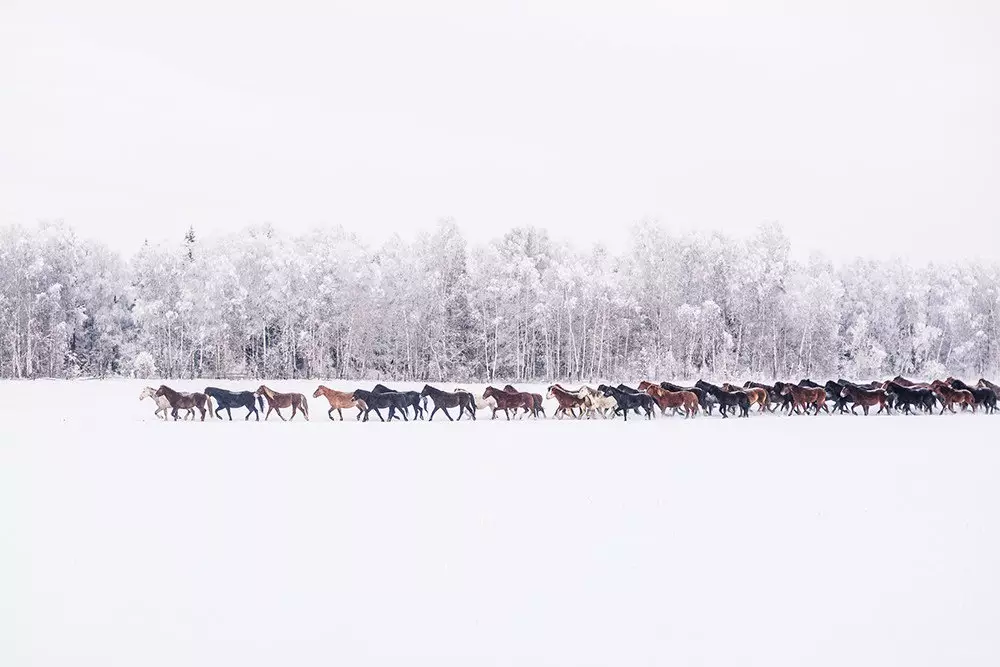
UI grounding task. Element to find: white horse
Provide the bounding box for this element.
[557,384,618,419]
[455,388,497,413]
[139,386,193,420]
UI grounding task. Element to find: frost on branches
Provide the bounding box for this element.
[0,219,997,381]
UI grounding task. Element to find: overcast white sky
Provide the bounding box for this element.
[1,0,998,262]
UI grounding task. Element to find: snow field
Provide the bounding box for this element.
[2,379,999,666]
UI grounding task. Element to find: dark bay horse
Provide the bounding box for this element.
[155,385,209,421]
[204,386,261,421]
[503,385,545,418]
[256,385,309,421]
[313,385,367,421]
[978,378,1000,400]
[929,380,975,414]
[374,384,426,419]
[483,386,533,420]
[420,385,476,421]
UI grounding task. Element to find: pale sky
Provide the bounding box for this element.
[1,0,998,262]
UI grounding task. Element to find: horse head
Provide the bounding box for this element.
[154,385,169,397]
[312,386,325,399]
[139,387,156,400]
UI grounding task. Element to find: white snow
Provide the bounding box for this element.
[3,379,1000,666]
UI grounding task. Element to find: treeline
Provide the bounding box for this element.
[1,219,998,381]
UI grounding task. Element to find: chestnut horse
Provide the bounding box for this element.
[643,384,699,418]
[483,386,533,420]
[929,381,975,414]
[722,383,769,412]
[780,383,828,415]
[313,385,367,420]
[256,385,310,421]
[546,385,585,419]
[154,385,209,421]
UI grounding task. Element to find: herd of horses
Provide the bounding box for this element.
[139,376,1000,422]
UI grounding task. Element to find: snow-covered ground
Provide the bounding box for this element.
[4,379,1000,666]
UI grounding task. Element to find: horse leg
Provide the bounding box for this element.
[443,407,453,421]
[275,407,286,421]
[429,406,439,421]
[328,407,336,420]
[338,408,344,421]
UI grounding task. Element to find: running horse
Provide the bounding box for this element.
[778,383,828,415]
[929,380,975,414]
[154,385,209,421]
[140,386,193,420]
[483,386,533,420]
[838,384,891,416]
[641,383,699,418]
[204,386,261,421]
[503,385,546,418]
[256,385,310,421]
[546,385,585,419]
[313,385,367,421]
[420,385,477,421]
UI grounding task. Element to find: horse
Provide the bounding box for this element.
[503,385,546,418]
[421,385,477,421]
[597,384,654,420]
[352,388,411,422]
[644,384,699,418]
[883,382,936,415]
[582,391,618,419]
[771,381,799,413]
[722,383,769,412]
[255,385,310,421]
[313,385,368,421]
[154,385,209,421]
[204,386,261,421]
[929,380,976,414]
[483,386,533,420]
[695,380,750,418]
[839,385,891,416]
[743,381,782,412]
[946,378,997,414]
[978,378,1000,400]
[661,381,714,415]
[455,388,498,414]
[373,384,426,419]
[546,385,585,419]
[779,383,827,416]
[140,386,192,420]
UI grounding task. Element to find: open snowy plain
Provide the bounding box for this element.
[4,378,1000,666]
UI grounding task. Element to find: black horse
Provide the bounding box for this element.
[204,386,261,421]
[884,382,936,415]
[948,379,997,414]
[823,380,852,414]
[661,382,714,415]
[373,384,426,420]
[696,380,750,418]
[598,384,654,421]
[420,385,476,421]
[353,389,412,422]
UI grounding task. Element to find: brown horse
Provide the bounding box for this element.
[839,385,890,416]
[780,383,828,415]
[546,385,585,419]
[722,383,769,412]
[503,385,545,418]
[312,385,367,421]
[483,386,533,420]
[930,380,976,414]
[643,384,699,418]
[256,385,309,421]
[154,385,209,421]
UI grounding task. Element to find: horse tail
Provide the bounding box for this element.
[206,395,214,418]
[257,394,265,412]
[301,395,309,417]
